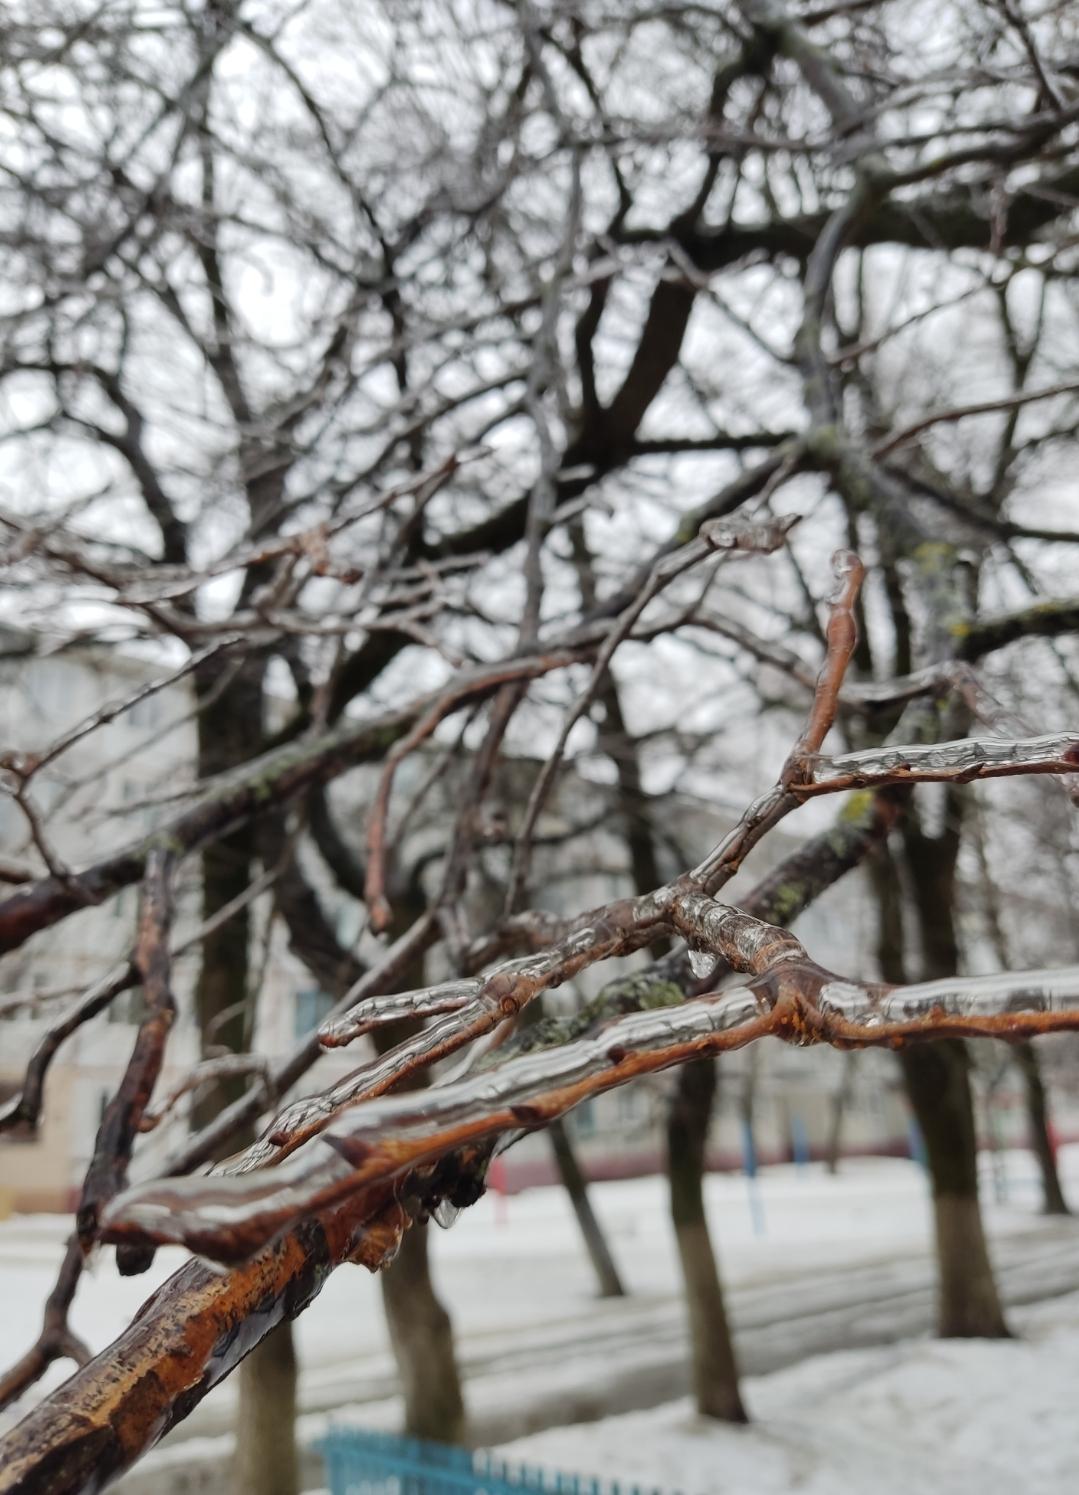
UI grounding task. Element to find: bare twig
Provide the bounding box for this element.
[0,1236,90,1415]
[138,1055,272,1133]
[75,849,175,1244]
[872,380,1079,460]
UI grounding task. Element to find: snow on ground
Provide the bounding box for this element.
[499,1286,1079,1495]
[0,1153,944,1414]
[3,1153,945,1419]
[2,1145,1078,1456]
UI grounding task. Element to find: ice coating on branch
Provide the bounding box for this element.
[230,896,679,1176]
[226,1003,496,1174]
[100,984,765,1260]
[699,513,799,554]
[830,548,861,586]
[319,979,480,1046]
[688,782,791,890]
[674,892,806,976]
[320,907,672,1056]
[806,732,1079,789]
[220,889,805,1180]
[99,1147,357,1260]
[818,965,1079,1023]
[98,952,1079,1266]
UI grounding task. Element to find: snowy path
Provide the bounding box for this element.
[293,1217,1079,1444]
[117,1204,1079,1492]
[501,1285,1079,1495]
[4,1152,1079,1491]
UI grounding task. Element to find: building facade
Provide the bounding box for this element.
[0,627,1007,1214]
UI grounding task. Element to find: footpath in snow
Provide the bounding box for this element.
[2,1147,1079,1492]
[500,1286,1079,1495]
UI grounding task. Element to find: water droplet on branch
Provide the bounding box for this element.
[688,947,717,981]
[432,1198,460,1230]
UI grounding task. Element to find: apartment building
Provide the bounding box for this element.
[0,626,938,1212]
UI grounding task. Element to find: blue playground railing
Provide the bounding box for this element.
[318,1426,674,1495]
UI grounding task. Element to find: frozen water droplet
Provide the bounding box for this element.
[432,1198,460,1230]
[688,948,717,981]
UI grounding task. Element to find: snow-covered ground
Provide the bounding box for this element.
[5,1150,955,1420]
[500,1287,1079,1495]
[3,1146,1079,1491]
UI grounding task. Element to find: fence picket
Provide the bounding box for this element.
[318,1427,678,1495]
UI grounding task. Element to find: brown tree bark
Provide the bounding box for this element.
[969,805,1069,1218]
[825,1053,856,1175]
[658,786,901,1422]
[580,598,742,1401]
[548,1117,626,1298]
[898,1041,1009,1337]
[371,911,468,1445]
[1014,1040,1070,1216]
[191,658,265,1127]
[666,1059,747,1422]
[380,1222,467,1445]
[233,1322,299,1495]
[875,827,1009,1339]
[596,672,744,1412]
[192,658,303,1492]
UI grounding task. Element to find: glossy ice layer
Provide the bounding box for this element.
[819,966,1079,1023]
[101,985,765,1256]
[807,733,1079,787]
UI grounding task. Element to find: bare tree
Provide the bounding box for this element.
[3,0,1079,1488]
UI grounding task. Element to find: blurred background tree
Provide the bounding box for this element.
[2,0,1079,1489]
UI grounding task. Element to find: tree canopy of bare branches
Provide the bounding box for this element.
[2,0,1079,1489]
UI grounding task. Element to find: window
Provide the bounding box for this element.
[618,1085,640,1123]
[335,904,362,947]
[573,1099,597,1139]
[294,987,334,1039]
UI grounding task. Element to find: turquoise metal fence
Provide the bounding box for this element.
[318,1426,674,1495]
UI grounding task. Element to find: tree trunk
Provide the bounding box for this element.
[667,1060,747,1422]
[233,1323,299,1495]
[825,1052,855,1175]
[548,1117,626,1298]
[192,658,264,1129]
[1015,1040,1069,1215]
[875,826,1009,1339]
[380,1223,467,1444]
[898,1041,1009,1337]
[191,659,302,1490]
[967,802,1069,1217]
[370,912,468,1446]
[517,997,629,1296]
